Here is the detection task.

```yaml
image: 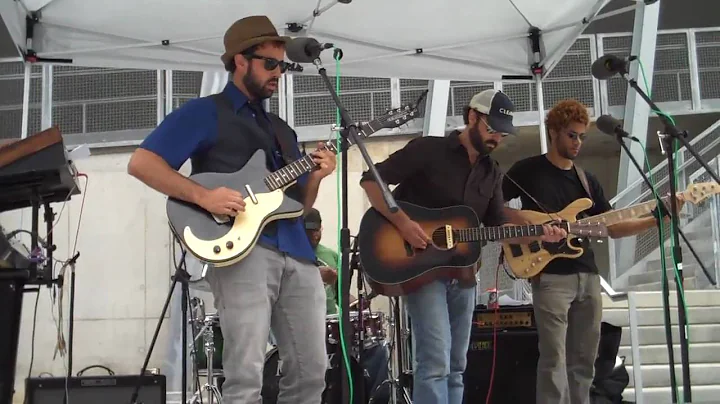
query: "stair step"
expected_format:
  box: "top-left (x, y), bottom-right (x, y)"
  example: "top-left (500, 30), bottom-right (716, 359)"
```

top-left (619, 342), bottom-right (720, 365)
top-left (603, 306), bottom-right (720, 327)
top-left (601, 290), bottom-right (720, 309)
top-left (617, 323), bottom-right (720, 346)
top-left (626, 363), bottom-right (720, 388)
top-left (648, 250), bottom-right (716, 272)
top-left (627, 277), bottom-right (698, 292)
top-left (623, 384), bottom-right (720, 404)
top-left (628, 266), bottom-right (699, 286)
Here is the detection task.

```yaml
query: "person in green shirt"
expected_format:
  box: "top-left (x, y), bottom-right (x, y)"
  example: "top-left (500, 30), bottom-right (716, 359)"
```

top-left (304, 208), bottom-right (342, 315)
top-left (304, 208), bottom-right (390, 403)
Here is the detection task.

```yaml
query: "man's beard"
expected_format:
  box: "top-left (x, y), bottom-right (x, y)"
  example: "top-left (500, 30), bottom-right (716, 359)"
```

top-left (469, 122), bottom-right (497, 155)
top-left (559, 147), bottom-right (577, 160)
top-left (242, 64), bottom-right (277, 100)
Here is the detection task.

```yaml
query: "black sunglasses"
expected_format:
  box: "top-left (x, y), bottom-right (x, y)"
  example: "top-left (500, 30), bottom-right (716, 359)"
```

top-left (246, 54), bottom-right (291, 73)
top-left (566, 131), bottom-right (587, 141)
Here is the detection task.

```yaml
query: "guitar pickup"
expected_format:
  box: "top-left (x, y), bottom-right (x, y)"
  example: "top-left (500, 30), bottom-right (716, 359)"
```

top-left (528, 242), bottom-right (541, 253)
top-left (509, 244), bottom-right (523, 258)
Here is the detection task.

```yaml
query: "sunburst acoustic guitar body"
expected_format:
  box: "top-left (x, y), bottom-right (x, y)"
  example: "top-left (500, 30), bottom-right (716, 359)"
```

top-left (502, 198), bottom-right (593, 278)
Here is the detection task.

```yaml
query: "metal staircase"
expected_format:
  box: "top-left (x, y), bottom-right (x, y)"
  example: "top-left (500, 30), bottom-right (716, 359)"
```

top-left (604, 119), bottom-right (720, 403)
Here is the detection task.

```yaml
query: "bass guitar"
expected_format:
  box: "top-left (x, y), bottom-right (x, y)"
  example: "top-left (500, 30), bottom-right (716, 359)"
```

top-left (167, 94), bottom-right (425, 267)
top-left (503, 181), bottom-right (720, 278)
top-left (357, 200), bottom-right (607, 296)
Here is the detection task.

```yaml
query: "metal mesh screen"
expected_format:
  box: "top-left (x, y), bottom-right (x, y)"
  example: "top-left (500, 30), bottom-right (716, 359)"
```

top-left (652, 33), bottom-right (692, 103)
top-left (0, 62), bottom-right (42, 140)
top-left (544, 38), bottom-right (595, 109)
top-left (602, 36), bottom-right (632, 106)
top-left (502, 82), bottom-right (537, 112)
top-left (695, 31), bottom-right (720, 100)
top-left (52, 66), bottom-right (157, 135)
top-left (172, 70), bottom-right (202, 110)
top-left (292, 75), bottom-right (391, 126)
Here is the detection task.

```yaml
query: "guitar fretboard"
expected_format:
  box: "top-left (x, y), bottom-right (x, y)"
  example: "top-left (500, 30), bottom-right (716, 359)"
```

top-left (577, 195), bottom-right (670, 227)
top-left (263, 142), bottom-right (339, 191)
top-left (453, 224), bottom-right (545, 243)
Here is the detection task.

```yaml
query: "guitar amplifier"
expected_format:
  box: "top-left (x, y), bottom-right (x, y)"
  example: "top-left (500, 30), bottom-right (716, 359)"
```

top-left (471, 304), bottom-right (536, 335)
top-left (25, 374), bottom-right (166, 404)
top-left (463, 329), bottom-right (539, 404)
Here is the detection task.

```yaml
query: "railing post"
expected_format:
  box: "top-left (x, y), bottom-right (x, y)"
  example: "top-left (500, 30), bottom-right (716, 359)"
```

top-left (627, 291), bottom-right (644, 404)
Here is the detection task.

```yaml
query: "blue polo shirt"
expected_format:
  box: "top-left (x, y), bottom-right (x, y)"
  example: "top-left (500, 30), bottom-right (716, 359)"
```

top-left (140, 82), bottom-right (316, 263)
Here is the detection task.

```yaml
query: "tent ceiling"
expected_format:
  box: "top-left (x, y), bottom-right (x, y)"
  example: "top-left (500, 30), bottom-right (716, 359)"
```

top-left (0, 0), bottom-right (619, 81)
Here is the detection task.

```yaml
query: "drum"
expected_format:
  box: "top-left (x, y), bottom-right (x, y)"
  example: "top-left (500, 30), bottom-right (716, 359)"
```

top-left (193, 313), bottom-right (224, 370)
top-left (261, 347), bottom-right (369, 404)
top-left (325, 311), bottom-right (387, 349)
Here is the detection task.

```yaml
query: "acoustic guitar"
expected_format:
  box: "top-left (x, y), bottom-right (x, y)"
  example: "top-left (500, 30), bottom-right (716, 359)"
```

top-left (503, 181), bottom-right (720, 279)
top-left (357, 201), bottom-right (607, 296)
top-left (166, 94), bottom-right (425, 268)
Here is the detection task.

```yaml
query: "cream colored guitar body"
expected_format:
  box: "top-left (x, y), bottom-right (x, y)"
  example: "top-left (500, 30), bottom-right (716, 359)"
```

top-left (503, 198), bottom-right (593, 278)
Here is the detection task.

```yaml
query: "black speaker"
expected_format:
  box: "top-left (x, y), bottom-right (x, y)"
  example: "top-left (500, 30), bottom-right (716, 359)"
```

top-left (463, 329), bottom-right (539, 404)
top-left (0, 274), bottom-right (26, 404)
top-left (25, 375), bottom-right (166, 404)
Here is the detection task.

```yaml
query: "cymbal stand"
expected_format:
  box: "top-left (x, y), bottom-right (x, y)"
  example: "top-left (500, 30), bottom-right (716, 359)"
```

top-left (188, 313), bottom-right (223, 404)
top-left (378, 297), bottom-right (412, 404)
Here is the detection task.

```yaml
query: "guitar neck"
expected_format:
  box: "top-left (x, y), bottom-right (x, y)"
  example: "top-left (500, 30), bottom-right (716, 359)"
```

top-left (264, 142), bottom-right (339, 190)
top-left (579, 194), bottom-right (670, 227)
top-left (453, 224), bottom-right (546, 243)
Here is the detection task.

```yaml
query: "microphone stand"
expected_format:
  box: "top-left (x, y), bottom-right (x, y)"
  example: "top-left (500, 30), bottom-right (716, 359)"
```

top-left (310, 51), bottom-right (399, 404)
top-left (610, 134), bottom-right (682, 402)
top-left (618, 68), bottom-right (720, 403)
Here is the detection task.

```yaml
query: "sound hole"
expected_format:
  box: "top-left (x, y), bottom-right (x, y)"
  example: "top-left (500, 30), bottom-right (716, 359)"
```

top-left (431, 227), bottom-right (449, 250)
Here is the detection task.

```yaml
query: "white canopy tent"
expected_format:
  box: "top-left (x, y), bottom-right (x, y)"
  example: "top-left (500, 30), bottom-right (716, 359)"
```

top-left (0, 0), bottom-right (626, 81)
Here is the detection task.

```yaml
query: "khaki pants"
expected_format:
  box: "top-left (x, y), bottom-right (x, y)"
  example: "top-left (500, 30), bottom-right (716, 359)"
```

top-left (531, 272), bottom-right (603, 404)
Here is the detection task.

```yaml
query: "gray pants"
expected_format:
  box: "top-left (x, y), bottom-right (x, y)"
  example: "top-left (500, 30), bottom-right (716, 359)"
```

top-left (531, 272), bottom-right (603, 404)
top-left (206, 244), bottom-right (327, 404)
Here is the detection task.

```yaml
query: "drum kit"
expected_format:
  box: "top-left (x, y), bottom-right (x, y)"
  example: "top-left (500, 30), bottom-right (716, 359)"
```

top-left (183, 252), bottom-right (415, 404)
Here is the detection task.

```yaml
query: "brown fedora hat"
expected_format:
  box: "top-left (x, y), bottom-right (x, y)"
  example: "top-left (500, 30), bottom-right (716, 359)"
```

top-left (221, 15), bottom-right (292, 66)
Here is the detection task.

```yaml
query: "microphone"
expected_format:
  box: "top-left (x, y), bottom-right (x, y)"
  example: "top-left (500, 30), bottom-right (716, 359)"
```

top-left (596, 114), bottom-right (639, 142)
top-left (286, 37), bottom-right (334, 63)
top-left (591, 54), bottom-right (634, 80)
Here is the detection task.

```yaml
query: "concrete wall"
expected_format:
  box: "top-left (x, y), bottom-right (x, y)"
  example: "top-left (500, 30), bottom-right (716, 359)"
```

top-left (2, 132), bottom-right (641, 401)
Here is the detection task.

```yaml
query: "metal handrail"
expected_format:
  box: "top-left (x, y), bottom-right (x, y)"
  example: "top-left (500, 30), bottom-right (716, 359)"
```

top-left (600, 275), bottom-right (644, 404)
top-left (613, 134), bottom-right (720, 207)
top-left (610, 118), bottom-right (720, 206)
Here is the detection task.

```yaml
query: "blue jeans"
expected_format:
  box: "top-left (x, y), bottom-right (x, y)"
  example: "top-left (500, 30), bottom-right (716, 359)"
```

top-left (406, 279), bottom-right (476, 404)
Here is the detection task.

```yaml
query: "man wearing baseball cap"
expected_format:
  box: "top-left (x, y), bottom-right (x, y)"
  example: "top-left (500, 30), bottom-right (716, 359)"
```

top-left (128, 15), bottom-right (334, 404)
top-left (359, 89), bottom-right (567, 404)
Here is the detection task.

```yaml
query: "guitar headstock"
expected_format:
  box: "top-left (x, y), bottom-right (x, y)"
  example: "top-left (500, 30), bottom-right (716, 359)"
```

top-left (567, 222), bottom-right (609, 238)
top-left (682, 182), bottom-right (720, 205)
top-left (377, 90), bottom-right (428, 131)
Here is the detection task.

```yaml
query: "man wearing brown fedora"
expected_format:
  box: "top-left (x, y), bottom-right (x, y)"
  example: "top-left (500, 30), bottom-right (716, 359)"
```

top-left (128, 15), bottom-right (335, 404)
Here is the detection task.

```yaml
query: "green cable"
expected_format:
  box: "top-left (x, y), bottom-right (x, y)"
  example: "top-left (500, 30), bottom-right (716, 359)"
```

top-left (333, 51), bottom-right (355, 404)
top-left (638, 59), bottom-right (688, 404)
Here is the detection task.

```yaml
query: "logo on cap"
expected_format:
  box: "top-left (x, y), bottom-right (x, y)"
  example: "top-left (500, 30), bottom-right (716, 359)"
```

top-left (498, 108), bottom-right (514, 116)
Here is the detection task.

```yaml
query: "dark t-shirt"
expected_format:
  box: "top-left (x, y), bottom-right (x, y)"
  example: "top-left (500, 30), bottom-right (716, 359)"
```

top-left (502, 155), bottom-right (612, 274)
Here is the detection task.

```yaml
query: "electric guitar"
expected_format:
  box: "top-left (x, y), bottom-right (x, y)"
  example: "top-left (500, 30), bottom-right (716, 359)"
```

top-left (503, 181), bottom-right (720, 279)
top-left (357, 201), bottom-right (607, 296)
top-left (167, 94), bottom-right (426, 267)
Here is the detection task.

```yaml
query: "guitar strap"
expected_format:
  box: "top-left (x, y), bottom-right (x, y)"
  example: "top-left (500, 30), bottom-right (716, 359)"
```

top-left (574, 163), bottom-right (594, 218)
top-left (267, 113), bottom-right (301, 166)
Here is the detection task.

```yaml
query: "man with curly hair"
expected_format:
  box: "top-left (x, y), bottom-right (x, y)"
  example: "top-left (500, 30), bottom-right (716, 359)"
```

top-left (501, 99), bottom-right (683, 404)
